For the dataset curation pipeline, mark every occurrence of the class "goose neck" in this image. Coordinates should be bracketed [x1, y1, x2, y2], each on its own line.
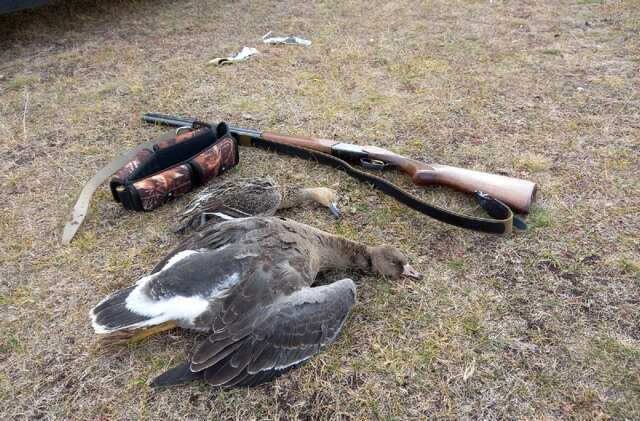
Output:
[319, 236, 373, 273]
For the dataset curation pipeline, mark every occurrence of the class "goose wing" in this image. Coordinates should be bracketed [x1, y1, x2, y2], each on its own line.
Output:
[153, 217, 274, 274]
[152, 277, 356, 388]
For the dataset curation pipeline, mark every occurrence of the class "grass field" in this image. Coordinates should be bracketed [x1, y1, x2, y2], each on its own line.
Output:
[1, 0, 639, 419]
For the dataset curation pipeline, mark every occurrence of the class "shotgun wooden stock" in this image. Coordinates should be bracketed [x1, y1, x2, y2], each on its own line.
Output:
[260, 134, 537, 213]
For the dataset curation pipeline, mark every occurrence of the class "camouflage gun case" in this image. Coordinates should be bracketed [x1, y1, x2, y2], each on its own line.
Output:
[110, 122, 239, 211]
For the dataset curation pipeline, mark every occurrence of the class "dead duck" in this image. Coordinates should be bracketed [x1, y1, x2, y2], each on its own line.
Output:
[174, 176, 341, 234]
[90, 216, 421, 388]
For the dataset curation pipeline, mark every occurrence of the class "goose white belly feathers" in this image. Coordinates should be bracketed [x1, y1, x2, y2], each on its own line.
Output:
[90, 217, 421, 388]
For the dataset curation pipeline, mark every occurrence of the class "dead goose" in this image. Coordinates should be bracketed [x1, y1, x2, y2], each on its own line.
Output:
[174, 176, 341, 234]
[90, 216, 421, 388]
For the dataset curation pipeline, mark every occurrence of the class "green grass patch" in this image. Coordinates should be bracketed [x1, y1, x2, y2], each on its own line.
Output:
[620, 258, 640, 279]
[588, 336, 640, 391]
[516, 153, 552, 173]
[527, 207, 554, 230]
[447, 258, 467, 271]
[6, 73, 40, 90]
[0, 332, 24, 356]
[463, 316, 485, 337]
[542, 49, 563, 56]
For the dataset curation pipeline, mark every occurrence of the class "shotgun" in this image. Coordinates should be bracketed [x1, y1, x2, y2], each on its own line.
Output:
[61, 113, 536, 245]
[143, 113, 536, 214]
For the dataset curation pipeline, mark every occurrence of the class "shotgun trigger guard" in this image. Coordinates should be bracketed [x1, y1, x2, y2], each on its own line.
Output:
[360, 157, 391, 171]
[475, 191, 491, 200]
[176, 126, 193, 136]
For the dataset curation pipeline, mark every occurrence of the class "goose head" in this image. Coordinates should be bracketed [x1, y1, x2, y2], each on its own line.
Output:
[368, 245, 422, 280]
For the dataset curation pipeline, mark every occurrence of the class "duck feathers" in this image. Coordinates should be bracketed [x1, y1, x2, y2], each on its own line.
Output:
[175, 177, 281, 233]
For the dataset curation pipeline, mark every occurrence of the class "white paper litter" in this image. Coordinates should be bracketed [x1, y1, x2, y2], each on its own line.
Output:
[208, 47, 258, 66]
[261, 31, 312, 46]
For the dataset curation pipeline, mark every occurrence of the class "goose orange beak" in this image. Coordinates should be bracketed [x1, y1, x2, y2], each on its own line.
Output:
[402, 264, 422, 279]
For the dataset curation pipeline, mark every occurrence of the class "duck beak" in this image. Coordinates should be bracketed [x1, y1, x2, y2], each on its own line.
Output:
[329, 202, 342, 218]
[402, 264, 422, 279]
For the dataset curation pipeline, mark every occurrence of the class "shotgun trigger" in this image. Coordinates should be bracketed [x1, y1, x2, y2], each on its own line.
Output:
[360, 157, 391, 171]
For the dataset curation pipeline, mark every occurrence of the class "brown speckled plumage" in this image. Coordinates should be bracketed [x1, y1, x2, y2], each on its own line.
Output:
[175, 177, 337, 233]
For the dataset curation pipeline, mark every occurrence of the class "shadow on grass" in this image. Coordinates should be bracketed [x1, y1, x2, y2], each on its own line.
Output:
[0, 0, 225, 58]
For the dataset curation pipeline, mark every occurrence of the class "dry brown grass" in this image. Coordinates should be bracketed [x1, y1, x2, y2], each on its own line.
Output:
[1, 0, 639, 419]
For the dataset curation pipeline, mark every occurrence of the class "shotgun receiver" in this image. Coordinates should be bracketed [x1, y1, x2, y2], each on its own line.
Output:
[143, 113, 536, 214]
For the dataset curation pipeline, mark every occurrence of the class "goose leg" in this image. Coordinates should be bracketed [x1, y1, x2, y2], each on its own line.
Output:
[129, 320, 178, 343]
[99, 320, 177, 346]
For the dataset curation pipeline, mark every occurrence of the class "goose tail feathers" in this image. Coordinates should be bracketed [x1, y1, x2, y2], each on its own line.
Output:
[89, 286, 149, 339]
[151, 363, 204, 387]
